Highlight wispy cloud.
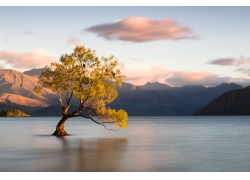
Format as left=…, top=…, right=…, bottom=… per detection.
left=236, top=57, right=250, bottom=66
left=67, top=36, right=80, bottom=44
left=85, top=17, right=196, bottom=42
left=122, top=63, right=171, bottom=85
left=165, top=71, right=230, bottom=87
left=0, top=49, right=57, bottom=70
left=210, top=56, right=250, bottom=75
left=122, top=62, right=246, bottom=87
left=209, top=58, right=236, bottom=66
left=24, top=31, right=35, bottom=35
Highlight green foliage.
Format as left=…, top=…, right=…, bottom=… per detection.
left=34, top=45, right=128, bottom=129
left=4, top=109, right=30, bottom=117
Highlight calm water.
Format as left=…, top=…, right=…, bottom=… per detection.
left=1, top=116, right=250, bottom=172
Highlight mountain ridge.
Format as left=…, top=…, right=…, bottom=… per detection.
left=0, top=68, right=246, bottom=116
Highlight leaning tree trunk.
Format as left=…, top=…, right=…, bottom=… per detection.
left=52, top=116, right=69, bottom=136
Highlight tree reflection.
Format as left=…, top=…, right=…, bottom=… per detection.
left=35, top=137, right=128, bottom=172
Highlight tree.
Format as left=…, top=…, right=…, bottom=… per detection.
left=34, top=45, right=128, bottom=136
left=6, top=109, right=31, bottom=117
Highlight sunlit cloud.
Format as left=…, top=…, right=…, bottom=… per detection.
left=0, top=49, right=57, bottom=70
left=24, top=31, right=35, bottom=35
left=165, top=71, right=230, bottom=87
left=86, top=17, right=196, bottom=42
left=67, top=36, right=80, bottom=44
left=122, top=62, right=243, bottom=87
left=122, top=62, right=171, bottom=85
left=209, top=58, right=236, bottom=66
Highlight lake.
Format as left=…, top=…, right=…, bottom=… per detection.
left=1, top=116, right=250, bottom=172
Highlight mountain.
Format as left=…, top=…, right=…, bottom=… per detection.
left=0, top=69, right=58, bottom=112
left=141, top=81, right=171, bottom=90
left=109, top=89, right=197, bottom=115
left=141, top=81, right=243, bottom=108
left=194, top=87, right=250, bottom=115
left=23, top=68, right=46, bottom=77
left=32, top=105, right=79, bottom=116
left=0, top=68, right=246, bottom=116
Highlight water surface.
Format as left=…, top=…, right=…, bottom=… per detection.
left=1, top=116, right=250, bottom=172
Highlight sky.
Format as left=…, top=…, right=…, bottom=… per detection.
left=1, top=4, right=250, bottom=87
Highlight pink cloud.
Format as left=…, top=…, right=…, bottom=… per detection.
left=67, top=36, right=80, bottom=44
left=122, top=62, right=234, bottom=87
left=165, top=71, right=230, bottom=87
left=0, top=49, right=57, bottom=70
left=86, top=17, right=196, bottom=42
left=122, top=63, right=171, bottom=85
left=24, top=31, right=35, bottom=35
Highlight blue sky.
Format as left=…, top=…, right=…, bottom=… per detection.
left=1, top=5, right=250, bottom=87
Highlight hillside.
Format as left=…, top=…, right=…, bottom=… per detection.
left=141, top=82, right=243, bottom=108
left=0, top=69, right=58, bottom=112
left=109, top=90, right=197, bottom=116
left=0, top=68, right=246, bottom=116
left=194, top=87, right=250, bottom=115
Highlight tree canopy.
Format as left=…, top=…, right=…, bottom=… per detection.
left=34, top=45, right=128, bottom=135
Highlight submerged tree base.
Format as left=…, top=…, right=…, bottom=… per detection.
left=52, top=122, right=68, bottom=136
left=52, top=129, right=68, bottom=136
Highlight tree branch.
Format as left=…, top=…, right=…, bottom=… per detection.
left=56, top=89, right=65, bottom=110
left=66, top=90, right=73, bottom=106
left=80, top=114, right=119, bottom=131
left=82, top=106, right=98, bottom=116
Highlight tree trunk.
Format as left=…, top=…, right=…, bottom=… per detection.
left=52, top=116, right=69, bottom=136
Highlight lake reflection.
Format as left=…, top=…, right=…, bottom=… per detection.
left=2, top=116, right=250, bottom=172
left=1, top=136, right=128, bottom=172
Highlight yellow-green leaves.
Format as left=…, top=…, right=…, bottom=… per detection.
left=34, top=86, right=42, bottom=96
left=34, top=45, right=128, bottom=130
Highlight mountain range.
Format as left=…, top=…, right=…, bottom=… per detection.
left=0, top=68, right=246, bottom=116
left=194, top=87, right=250, bottom=115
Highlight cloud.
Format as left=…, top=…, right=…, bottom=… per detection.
left=85, top=17, right=196, bottom=42
left=236, top=57, right=250, bottom=66
left=122, top=62, right=171, bottom=85
left=0, top=49, right=57, bottom=70
left=165, top=71, right=231, bottom=87
left=208, top=56, right=250, bottom=76
left=122, top=62, right=235, bottom=87
left=67, top=36, right=80, bottom=44
left=24, top=31, right=35, bottom=35
left=209, top=58, right=236, bottom=66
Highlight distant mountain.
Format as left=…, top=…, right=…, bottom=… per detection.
left=0, top=68, right=246, bottom=116
left=141, top=81, right=171, bottom=90
left=32, top=105, right=79, bottom=116
left=109, top=89, right=197, bottom=116
left=194, top=87, right=250, bottom=115
left=23, top=68, right=46, bottom=77
left=141, top=81, right=243, bottom=108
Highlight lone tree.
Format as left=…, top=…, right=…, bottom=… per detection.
left=34, top=45, right=128, bottom=136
